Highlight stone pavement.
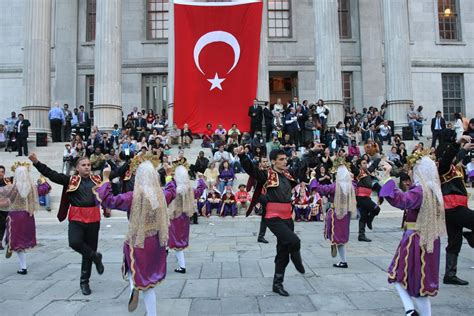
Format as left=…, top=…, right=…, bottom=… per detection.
left=0, top=213, right=473, bottom=316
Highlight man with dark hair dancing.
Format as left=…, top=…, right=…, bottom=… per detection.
left=237, top=146, right=304, bottom=296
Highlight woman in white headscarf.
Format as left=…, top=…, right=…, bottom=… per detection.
left=95, top=161, right=176, bottom=316
left=168, top=165, right=206, bottom=274
left=309, top=158, right=357, bottom=268
left=0, top=164, right=38, bottom=275
left=378, top=155, right=445, bottom=316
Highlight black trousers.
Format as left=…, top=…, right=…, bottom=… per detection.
left=265, top=218, right=300, bottom=275
left=0, top=210, right=7, bottom=244
left=289, top=129, right=299, bottom=148
left=250, top=123, right=262, bottom=138
left=68, top=221, right=100, bottom=283
left=17, top=136, right=28, bottom=156
left=357, top=196, right=380, bottom=223
left=445, top=206, right=474, bottom=255
left=265, top=121, right=273, bottom=142
left=431, top=130, right=442, bottom=148
left=258, top=216, right=267, bottom=238
left=50, top=119, right=62, bottom=142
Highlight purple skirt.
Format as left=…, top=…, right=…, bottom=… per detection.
left=388, top=230, right=440, bottom=297
left=6, top=211, right=36, bottom=252
left=168, top=213, right=190, bottom=250
left=324, top=209, right=350, bottom=245
left=123, top=234, right=167, bottom=290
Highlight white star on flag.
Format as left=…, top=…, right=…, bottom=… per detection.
left=207, top=73, right=226, bottom=91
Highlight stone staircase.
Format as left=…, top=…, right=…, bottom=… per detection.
left=0, top=137, right=471, bottom=221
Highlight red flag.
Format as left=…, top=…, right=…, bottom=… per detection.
left=174, top=0, right=262, bottom=134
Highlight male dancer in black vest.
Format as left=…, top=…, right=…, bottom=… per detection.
left=238, top=147, right=304, bottom=296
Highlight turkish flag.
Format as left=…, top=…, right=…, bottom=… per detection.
left=174, top=0, right=262, bottom=134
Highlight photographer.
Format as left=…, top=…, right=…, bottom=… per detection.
left=63, top=143, right=75, bottom=174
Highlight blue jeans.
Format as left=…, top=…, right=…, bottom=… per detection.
left=409, top=121, right=423, bottom=137
left=218, top=180, right=233, bottom=194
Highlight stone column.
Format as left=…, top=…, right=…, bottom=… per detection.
left=382, top=0, right=413, bottom=130
left=257, top=0, right=269, bottom=103
left=55, top=0, right=78, bottom=107
left=167, top=0, right=175, bottom=128
left=94, top=0, right=122, bottom=132
left=22, top=0, right=52, bottom=137
left=313, top=0, right=343, bottom=127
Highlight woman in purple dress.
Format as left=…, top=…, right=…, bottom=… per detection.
left=309, top=160, right=356, bottom=268
left=0, top=163, right=38, bottom=275
left=217, top=160, right=235, bottom=193
left=379, top=156, right=445, bottom=316
left=95, top=161, right=176, bottom=316
left=170, top=165, right=206, bottom=273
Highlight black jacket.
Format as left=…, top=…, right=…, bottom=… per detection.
left=431, top=117, right=446, bottom=132
left=15, top=119, right=30, bottom=138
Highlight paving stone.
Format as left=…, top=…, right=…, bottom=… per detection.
left=258, top=295, right=316, bottom=313
left=308, top=293, right=357, bottom=312
left=201, top=262, right=222, bottom=279
left=181, top=279, right=219, bottom=298
left=36, top=300, right=87, bottom=316
left=221, top=261, right=241, bottom=279
left=345, top=291, right=402, bottom=310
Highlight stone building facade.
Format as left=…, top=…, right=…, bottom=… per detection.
left=0, top=0, right=473, bottom=135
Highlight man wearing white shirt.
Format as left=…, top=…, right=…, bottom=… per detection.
left=378, top=120, right=392, bottom=145
left=213, top=145, right=231, bottom=163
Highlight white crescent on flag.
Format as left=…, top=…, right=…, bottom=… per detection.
left=193, top=31, right=241, bottom=90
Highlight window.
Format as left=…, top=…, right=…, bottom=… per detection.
left=86, top=75, right=95, bottom=118
left=442, top=74, right=464, bottom=122
left=342, top=72, right=352, bottom=108
left=338, top=0, right=351, bottom=39
left=86, top=0, right=96, bottom=42
left=438, top=0, right=461, bottom=41
left=143, top=74, right=168, bottom=115
left=147, top=0, right=169, bottom=40
left=268, top=0, right=291, bottom=38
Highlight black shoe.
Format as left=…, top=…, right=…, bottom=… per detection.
left=93, top=252, right=104, bottom=275
left=290, top=250, right=306, bottom=274
left=16, top=154, right=22, bottom=157
left=17, top=269, right=27, bottom=275
left=257, top=237, right=269, bottom=244
left=443, top=275, right=469, bottom=286
left=406, top=310, right=419, bottom=316
left=366, top=216, right=374, bottom=230
left=462, top=231, right=474, bottom=248
left=333, top=262, right=348, bottom=268
left=358, top=235, right=372, bottom=242
left=80, top=283, right=91, bottom=295
left=272, top=284, right=289, bottom=297
left=174, top=267, right=186, bottom=274
left=128, top=288, right=139, bottom=312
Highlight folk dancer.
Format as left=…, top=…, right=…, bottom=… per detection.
left=169, top=165, right=206, bottom=273
left=310, top=158, right=356, bottom=268
left=0, top=162, right=38, bottom=274
left=435, top=136, right=474, bottom=286
left=95, top=159, right=176, bottom=316
left=378, top=154, right=446, bottom=316
left=239, top=147, right=304, bottom=296
left=29, top=154, right=105, bottom=295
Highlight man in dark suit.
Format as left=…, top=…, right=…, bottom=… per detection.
left=248, top=98, right=263, bottom=137
left=263, top=102, right=274, bottom=142
left=431, top=111, right=446, bottom=148
left=78, top=105, right=90, bottom=139
left=15, top=113, right=30, bottom=157
left=134, top=112, right=147, bottom=140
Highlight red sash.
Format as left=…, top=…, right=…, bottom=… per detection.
left=69, top=206, right=101, bottom=223
left=356, top=187, right=372, bottom=197
left=265, top=202, right=292, bottom=220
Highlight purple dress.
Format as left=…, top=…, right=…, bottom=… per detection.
left=379, top=179, right=440, bottom=297
left=95, top=181, right=176, bottom=290
left=169, top=179, right=206, bottom=250
left=6, top=211, right=36, bottom=252
left=309, top=179, right=350, bottom=245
